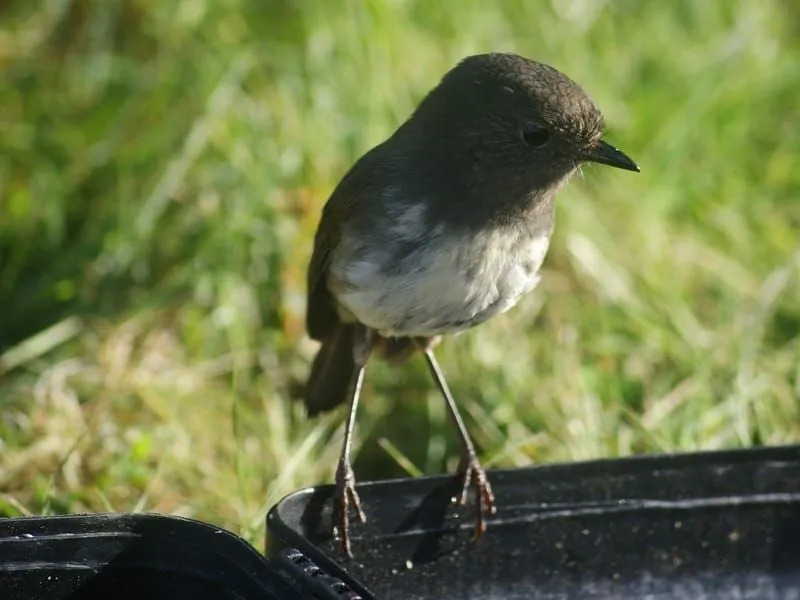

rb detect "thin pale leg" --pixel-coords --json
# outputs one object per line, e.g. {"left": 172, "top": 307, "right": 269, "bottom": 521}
{"left": 334, "top": 325, "right": 373, "bottom": 557}
{"left": 422, "top": 348, "right": 496, "bottom": 537}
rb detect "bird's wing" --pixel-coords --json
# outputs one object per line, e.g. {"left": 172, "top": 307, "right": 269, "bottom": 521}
{"left": 306, "top": 196, "right": 347, "bottom": 340}
{"left": 306, "top": 146, "right": 388, "bottom": 340}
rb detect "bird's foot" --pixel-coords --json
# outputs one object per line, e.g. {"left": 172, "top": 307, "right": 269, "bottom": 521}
{"left": 455, "top": 450, "right": 496, "bottom": 538}
{"left": 334, "top": 459, "right": 366, "bottom": 557}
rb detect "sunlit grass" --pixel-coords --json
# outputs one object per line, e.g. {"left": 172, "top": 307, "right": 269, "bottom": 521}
{"left": 1, "top": 1, "right": 798, "bottom": 546}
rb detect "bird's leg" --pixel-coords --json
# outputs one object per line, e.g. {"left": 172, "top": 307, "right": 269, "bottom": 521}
{"left": 422, "top": 348, "right": 496, "bottom": 537}
{"left": 334, "top": 325, "right": 373, "bottom": 557}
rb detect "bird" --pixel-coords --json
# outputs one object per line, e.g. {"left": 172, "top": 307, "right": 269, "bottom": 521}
{"left": 303, "top": 52, "right": 639, "bottom": 556}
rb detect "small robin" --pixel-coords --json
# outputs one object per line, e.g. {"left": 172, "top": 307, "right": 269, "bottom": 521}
{"left": 303, "top": 53, "right": 638, "bottom": 556}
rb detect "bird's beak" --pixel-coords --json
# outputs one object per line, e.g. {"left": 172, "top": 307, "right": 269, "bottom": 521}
{"left": 587, "top": 140, "right": 639, "bottom": 172}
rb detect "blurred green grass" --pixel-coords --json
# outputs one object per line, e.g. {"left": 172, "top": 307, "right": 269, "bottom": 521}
{"left": 1, "top": 1, "right": 798, "bottom": 545}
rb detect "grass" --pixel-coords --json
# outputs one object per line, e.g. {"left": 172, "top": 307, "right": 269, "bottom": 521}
{"left": 1, "top": 1, "right": 799, "bottom": 547}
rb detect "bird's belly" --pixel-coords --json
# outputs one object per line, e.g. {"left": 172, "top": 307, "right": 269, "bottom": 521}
{"left": 329, "top": 227, "right": 550, "bottom": 337}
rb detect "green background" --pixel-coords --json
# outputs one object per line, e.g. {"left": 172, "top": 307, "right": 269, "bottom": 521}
{"left": 1, "top": 1, "right": 798, "bottom": 544}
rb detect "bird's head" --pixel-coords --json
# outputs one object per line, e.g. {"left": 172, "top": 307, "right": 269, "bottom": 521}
{"left": 403, "top": 53, "right": 638, "bottom": 221}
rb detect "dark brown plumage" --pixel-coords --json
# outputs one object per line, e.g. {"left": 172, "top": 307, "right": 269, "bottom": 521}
{"left": 303, "top": 53, "right": 638, "bottom": 556}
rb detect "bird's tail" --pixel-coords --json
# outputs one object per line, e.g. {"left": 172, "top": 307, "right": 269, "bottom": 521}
{"left": 303, "top": 323, "right": 355, "bottom": 416}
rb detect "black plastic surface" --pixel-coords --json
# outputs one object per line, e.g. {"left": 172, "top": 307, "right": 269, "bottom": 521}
{"left": 267, "top": 445, "right": 800, "bottom": 599}
{"left": 0, "top": 513, "right": 303, "bottom": 599}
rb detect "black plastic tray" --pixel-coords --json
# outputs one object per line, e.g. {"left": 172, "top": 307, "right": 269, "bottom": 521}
{"left": 267, "top": 445, "right": 800, "bottom": 599}
{"left": 2, "top": 446, "right": 798, "bottom": 599}
{"left": 0, "top": 512, "right": 363, "bottom": 599}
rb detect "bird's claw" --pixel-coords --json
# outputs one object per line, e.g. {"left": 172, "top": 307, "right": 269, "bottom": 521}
{"left": 456, "top": 452, "right": 496, "bottom": 538}
{"left": 334, "top": 460, "right": 366, "bottom": 557}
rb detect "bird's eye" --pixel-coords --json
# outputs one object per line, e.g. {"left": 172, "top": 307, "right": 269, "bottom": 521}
{"left": 522, "top": 123, "right": 550, "bottom": 147}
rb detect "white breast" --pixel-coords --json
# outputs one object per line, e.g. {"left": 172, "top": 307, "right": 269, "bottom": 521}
{"left": 329, "top": 204, "right": 551, "bottom": 337}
